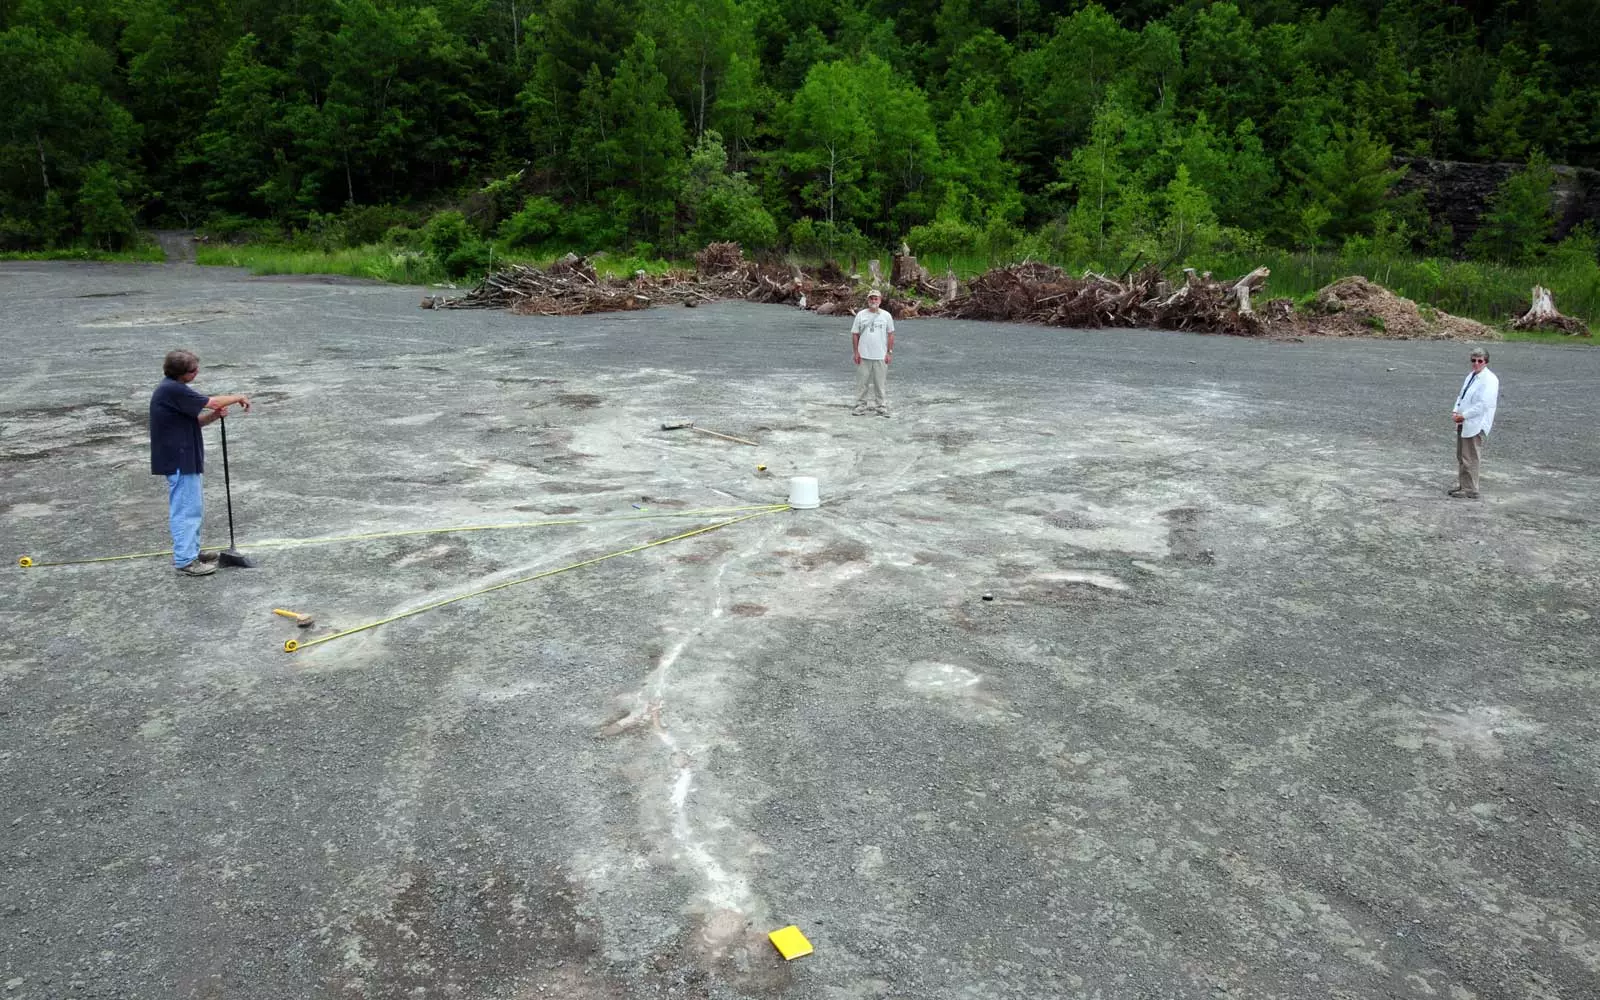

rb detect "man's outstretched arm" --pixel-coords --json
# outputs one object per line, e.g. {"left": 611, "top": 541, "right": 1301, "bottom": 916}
{"left": 198, "top": 393, "right": 251, "bottom": 425}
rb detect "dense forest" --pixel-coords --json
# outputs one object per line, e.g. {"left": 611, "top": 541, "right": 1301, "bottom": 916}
{"left": 2, "top": 0, "right": 1596, "bottom": 270}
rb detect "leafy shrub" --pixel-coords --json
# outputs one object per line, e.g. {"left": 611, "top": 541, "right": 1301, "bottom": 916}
{"left": 978, "top": 218, "right": 1023, "bottom": 262}
{"left": 443, "top": 241, "right": 494, "bottom": 278}
{"left": 422, "top": 210, "right": 493, "bottom": 278}
{"left": 551, "top": 204, "right": 627, "bottom": 254}
{"left": 788, "top": 218, "right": 873, "bottom": 260}
{"left": 421, "top": 210, "right": 474, "bottom": 258}
{"left": 77, "top": 162, "right": 138, "bottom": 250}
{"left": 907, "top": 215, "right": 981, "bottom": 257}
{"left": 202, "top": 213, "right": 281, "bottom": 243}
{"left": 498, "top": 196, "right": 562, "bottom": 249}
{"left": 384, "top": 224, "right": 422, "bottom": 249}
{"left": 342, "top": 204, "right": 413, "bottom": 246}
{"left": 292, "top": 211, "right": 346, "bottom": 252}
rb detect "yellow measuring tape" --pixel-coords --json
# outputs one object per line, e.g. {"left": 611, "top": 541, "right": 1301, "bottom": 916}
{"left": 284, "top": 507, "right": 786, "bottom": 653}
{"left": 15, "top": 504, "right": 789, "bottom": 569}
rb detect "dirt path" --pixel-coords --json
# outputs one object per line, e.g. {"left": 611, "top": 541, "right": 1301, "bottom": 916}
{"left": 149, "top": 229, "right": 197, "bottom": 264}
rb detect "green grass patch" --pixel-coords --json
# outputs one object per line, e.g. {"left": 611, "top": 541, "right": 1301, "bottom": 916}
{"left": 590, "top": 253, "right": 684, "bottom": 278}
{"left": 194, "top": 242, "right": 692, "bottom": 286}
{"left": 1501, "top": 327, "right": 1596, "bottom": 344}
{"left": 0, "top": 245, "right": 166, "bottom": 263}
{"left": 197, "top": 243, "right": 446, "bottom": 285}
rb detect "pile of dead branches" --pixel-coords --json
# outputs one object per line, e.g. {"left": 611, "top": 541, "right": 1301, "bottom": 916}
{"left": 930, "top": 263, "right": 1273, "bottom": 335}
{"left": 437, "top": 253, "right": 637, "bottom": 315}
{"left": 438, "top": 244, "right": 836, "bottom": 315}
{"left": 694, "top": 241, "right": 745, "bottom": 276}
{"left": 438, "top": 243, "right": 1285, "bottom": 336}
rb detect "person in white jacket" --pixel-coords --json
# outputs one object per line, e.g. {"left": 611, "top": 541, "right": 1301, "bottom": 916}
{"left": 1450, "top": 348, "right": 1499, "bottom": 499}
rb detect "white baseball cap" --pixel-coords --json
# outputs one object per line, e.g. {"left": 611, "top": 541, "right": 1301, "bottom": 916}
{"left": 867, "top": 289, "right": 882, "bottom": 298}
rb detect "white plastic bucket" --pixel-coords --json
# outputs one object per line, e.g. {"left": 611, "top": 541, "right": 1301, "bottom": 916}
{"left": 788, "top": 476, "right": 820, "bottom": 509}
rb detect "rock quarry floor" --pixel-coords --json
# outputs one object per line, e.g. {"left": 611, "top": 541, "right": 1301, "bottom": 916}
{"left": 2, "top": 259, "right": 1598, "bottom": 1000}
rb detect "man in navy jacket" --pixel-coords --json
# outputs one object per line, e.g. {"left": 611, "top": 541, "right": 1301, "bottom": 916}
{"left": 149, "top": 350, "right": 252, "bottom": 576}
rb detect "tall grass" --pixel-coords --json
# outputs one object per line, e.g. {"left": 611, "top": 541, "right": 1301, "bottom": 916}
{"left": 195, "top": 242, "right": 691, "bottom": 285}
{"left": 0, "top": 245, "right": 166, "bottom": 263}
{"left": 196, "top": 244, "right": 446, "bottom": 284}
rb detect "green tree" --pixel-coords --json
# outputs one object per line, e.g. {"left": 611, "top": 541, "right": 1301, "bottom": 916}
{"left": 76, "top": 160, "right": 137, "bottom": 249}
{"left": 710, "top": 50, "right": 766, "bottom": 169}
{"left": 681, "top": 130, "right": 777, "bottom": 248}
{"left": 120, "top": 0, "right": 241, "bottom": 222}
{"left": 785, "top": 59, "right": 870, "bottom": 227}
{"left": 192, "top": 34, "right": 290, "bottom": 216}
{"left": 1051, "top": 95, "right": 1159, "bottom": 263}
{"left": 1466, "top": 154, "right": 1556, "bottom": 264}
{"left": 1017, "top": 4, "right": 1135, "bottom": 170}
{"left": 1284, "top": 122, "right": 1405, "bottom": 245}
{"left": 1158, "top": 164, "right": 1218, "bottom": 263}
{"left": 937, "top": 92, "right": 1022, "bottom": 227}
{"left": 0, "top": 25, "right": 140, "bottom": 246}
{"left": 852, "top": 55, "right": 941, "bottom": 236}
{"left": 603, "top": 33, "right": 687, "bottom": 242}
{"left": 651, "top": 0, "right": 753, "bottom": 137}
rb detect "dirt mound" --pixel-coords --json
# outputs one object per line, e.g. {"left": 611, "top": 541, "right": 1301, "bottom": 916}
{"left": 1307, "top": 276, "right": 1497, "bottom": 341}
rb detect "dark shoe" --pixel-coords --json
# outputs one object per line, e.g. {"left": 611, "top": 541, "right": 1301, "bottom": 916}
{"left": 851, "top": 404, "right": 869, "bottom": 416}
{"left": 1447, "top": 488, "right": 1479, "bottom": 500}
{"left": 196, "top": 551, "right": 220, "bottom": 564}
{"left": 875, "top": 407, "right": 890, "bottom": 418}
{"left": 176, "top": 559, "right": 217, "bottom": 576}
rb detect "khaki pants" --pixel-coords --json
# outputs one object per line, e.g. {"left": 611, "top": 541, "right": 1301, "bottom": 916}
{"left": 855, "top": 359, "right": 888, "bottom": 408}
{"left": 1457, "top": 428, "right": 1485, "bottom": 493}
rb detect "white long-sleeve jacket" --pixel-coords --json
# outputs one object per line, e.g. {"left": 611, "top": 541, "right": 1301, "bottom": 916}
{"left": 1454, "top": 367, "right": 1499, "bottom": 438}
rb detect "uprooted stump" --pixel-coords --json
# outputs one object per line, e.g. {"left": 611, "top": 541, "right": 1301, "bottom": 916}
{"left": 1512, "top": 285, "right": 1590, "bottom": 336}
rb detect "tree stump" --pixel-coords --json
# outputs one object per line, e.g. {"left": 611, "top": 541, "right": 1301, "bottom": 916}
{"left": 1512, "top": 285, "right": 1590, "bottom": 336}
{"left": 891, "top": 253, "right": 923, "bottom": 288}
{"left": 941, "top": 268, "right": 959, "bottom": 304}
{"left": 1230, "top": 266, "right": 1270, "bottom": 315}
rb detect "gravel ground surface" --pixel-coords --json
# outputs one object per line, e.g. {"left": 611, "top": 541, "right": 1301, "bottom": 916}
{"left": 2, "top": 259, "right": 1598, "bottom": 1000}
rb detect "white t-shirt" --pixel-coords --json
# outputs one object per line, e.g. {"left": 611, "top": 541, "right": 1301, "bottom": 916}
{"left": 851, "top": 307, "right": 895, "bottom": 360}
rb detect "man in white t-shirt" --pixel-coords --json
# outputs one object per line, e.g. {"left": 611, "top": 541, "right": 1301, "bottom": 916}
{"left": 1449, "top": 347, "right": 1500, "bottom": 499}
{"left": 850, "top": 289, "right": 895, "bottom": 416}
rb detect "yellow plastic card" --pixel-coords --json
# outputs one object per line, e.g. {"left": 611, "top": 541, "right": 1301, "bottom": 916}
{"left": 767, "top": 925, "right": 813, "bottom": 960}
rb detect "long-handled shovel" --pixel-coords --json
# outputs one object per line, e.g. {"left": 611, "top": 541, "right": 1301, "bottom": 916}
{"left": 216, "top": 416, "right": 255, "bottom": 568}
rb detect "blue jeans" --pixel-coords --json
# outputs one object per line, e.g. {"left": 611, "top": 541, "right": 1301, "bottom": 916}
{"left": 166, "top": 472, "right": 204, "bottom": 567}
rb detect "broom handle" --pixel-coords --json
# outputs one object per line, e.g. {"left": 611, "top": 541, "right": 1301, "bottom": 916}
{"left": 692, "top": 426, "right": 759, "bottom": 446}
{"left": 220, "top": 415, "right": 238, "bottom": 549}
